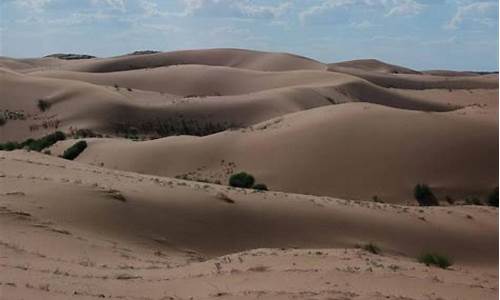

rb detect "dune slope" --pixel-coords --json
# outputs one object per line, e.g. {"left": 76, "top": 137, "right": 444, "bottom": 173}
{"left": 51, "top": 103, "right": 498, "bottom": 203}
{"left": 0, "top": 150, "right": 497, "bottom": 299}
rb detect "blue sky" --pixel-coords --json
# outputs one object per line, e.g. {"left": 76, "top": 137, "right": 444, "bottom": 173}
{"left": 0, "top": 0, "right": 498, "bottom": 70}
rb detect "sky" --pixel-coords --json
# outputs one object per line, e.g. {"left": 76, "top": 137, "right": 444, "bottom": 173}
{"left": 0, "top": 0, "right": 498, "bottom": 71}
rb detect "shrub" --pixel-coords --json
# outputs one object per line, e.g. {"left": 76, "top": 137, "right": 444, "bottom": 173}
{"left": 229, "top": 172, "right": 255, "bottom": 188}
{"left": 37, "top": 99, "right": 51, "bottom": 112}
{"left": 0, "top": 117, "right": 6, "bottom": 126}
{"left": 253, "top": 183, "right": 268, "bottom": 191}
{"left": 488, "top": 187, "right": 499, "bottom": 207}
{"left": 2, "top": 142, "right": 19, "bottom": 151}
{"left": 418, "top": 253, "right": 452, "bottom": 269}
{"left": 362, "top": 242, "right": 381, "bottom": 255}
{"left": 372, "top": 195, "right": 384, "bottom": 203}
{"left": 414, "top": 184, "right": 439, "bottom": 206}
{"left": 21, "top": 131, "right": 65, "bottom": 152}
{"left": 62, "top": 140, "right": 87, "bottom": 160}
{"left": 465, "top": 196, "right": 482, "bottom": 206}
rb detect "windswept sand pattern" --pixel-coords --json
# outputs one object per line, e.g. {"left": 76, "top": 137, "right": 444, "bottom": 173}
{"left": 0, "top": 48, "right": 498, "bottom": 299}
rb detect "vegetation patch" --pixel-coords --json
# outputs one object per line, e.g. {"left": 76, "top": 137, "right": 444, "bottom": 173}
{"left": 488, "top": 187, "right": 498, "bottom": 207}
{"left": 62, "top": 140, "right": 88, "bottom": 160}
{"left": 0, "top": 131, "right": 65, "bottom": 152}
{"left": 229, "top": 172, "right": 255, "bottom": 188}
{"left": 418, "top": 253, "right": 452, "bottom": 269}
{"left": 464, "top": 196, "right": 482, "bottom": 206}
{"left": 361, "top": 242, "right": 381, "bottom": 255}
{"left": 37, "top": 99, "right": 51, "bottom": 112}
{"left": 414, "top": 184, "right": 439, "bottom": 206}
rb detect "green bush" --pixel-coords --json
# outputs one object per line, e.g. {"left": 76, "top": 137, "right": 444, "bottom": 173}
{"left": 0, "top": 131, "right": 65, "bottom": 152}
{"left": 488, "top": 187, "right": 499, "bottom": 207}
{"left": 362, "top": 242, "right": 381, "bottom": 255}
{"left": 253, "top": 183, "right": 268, "bottom": 191}
{"left": 418, "top": 253, "right": 452, "bottom": 269}
{"left": 465, "top": 196, "right": 482, "bottom": 206}
{"left": 229, "top": 172, "right": 255, "bottom": 188}
{"left": 414, "top": 184, "right": 439, "bottom": 206}
{"left": 37, "top": 99, "right": 51, "bottom": 112}
{"left": 62, "top": 140, "right": 87, "bottom": 160}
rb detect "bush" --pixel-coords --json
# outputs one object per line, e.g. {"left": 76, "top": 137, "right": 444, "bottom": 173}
{"left": 414, "top": 184, "right": 439, "bottom": 206}
{"left": 253, "top": 183, "right": 268, "bottom": 191}
{"left": 362, "top": 242, "right": 381, "bottom": 255}
{"left": 21, "top": 131, "right": 66, "bottom": 152}
{"left": 229, "top": 172, "right": 255, "bottom": 188}
{"left": 62, "top": 140, "right": 87, "bottom": 160}
{"left": 488, "top": 187, "right": 498, "bottom": 207}
{"left": 418, "top": 253, "right": 452, "bottom": 269}
{"left": 0, "top": 117, "right": 6, "bottom": 126}
{"left": 37, "top": 99, "right": 51, "bottom": 112}
{"left": 465, "top": 196, "right": 482, "bottom": 206}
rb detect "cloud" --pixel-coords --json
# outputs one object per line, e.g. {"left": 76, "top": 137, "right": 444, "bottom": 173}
{"left": 180, "top": 0, "right": 292, "bottom": 19}
{"left": 90, "top": 0, "right": 126, "bottom": 12}
{"left": 15, "top": 0, "right": 55, "bottom": 12}
{"left": 446, "top": 1, "right": 498, "bottom": 29}
{"left": 299, "top": 0, "right": 426, "bottom": 23}
{"left": 385, "top": 0, "right": 425, "bottom": 17}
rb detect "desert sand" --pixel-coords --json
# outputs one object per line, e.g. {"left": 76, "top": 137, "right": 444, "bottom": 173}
{"left": 0, "top": 48, "right": 498, "bottom": 299}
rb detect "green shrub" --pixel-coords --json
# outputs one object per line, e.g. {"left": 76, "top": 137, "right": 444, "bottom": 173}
{"left": 20, "top": 131, "right": 66, "bottom": 152}
{"left": 3, "top": 142, "right": 19, "bottom": 151}
{"left": 62, "top": 140, "right": 87, "bottom": 160}
{"left": 229, "top": 172, "right": 255, "bottom": 188}
{"left": 465, "top": 196, "right": 482, "bottom": 206}
{"left": 414, "top": 184, "right": 439, "bottom": 206}
{"left": 418, "top": 253, "right": 452, "bottom": 269}
{"left": 253, "top": 183, "right": 268, "bottom": 191}
{"left": 362, "top": 242, "right": 381, "bottom": 255}
{"left": 488, "top": 187, "right": 499, "bottom": 207}
{"left": 37, "top": 99, "right": 51, "bottom": 112}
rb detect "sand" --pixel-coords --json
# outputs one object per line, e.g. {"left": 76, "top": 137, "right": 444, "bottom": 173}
{"left": 0, "top": 48, "right": 498, "bottom": 299}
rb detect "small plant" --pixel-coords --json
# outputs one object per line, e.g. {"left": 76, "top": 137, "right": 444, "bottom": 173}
{"left": 229, "top": 172, "right": 255, "bottom": 188}
{"left": 445, "top": 196, "right": 454, "bottom": 205}
{"left": 418, "top": 253, "right": 452, "bottom": 269}
{"left": 372, "top": 195, "right": 384, "bottom": 203}
{"left": 62, "top": 140, "right": 87, "bottom": 160}
{"left": 488, "top": 187, "right": 499, "bottom": 207}
{"left": 414, "top": 184, "right": 439, "bottom": 206}
{"left": 362, "top": 242, "right": 381, "bottom": 255}
{"left": 37, "top": 99, "right": 51, "bottom": 112}
{"left": 252, "top": 183, "right": 268, "bottom": 191}
{"left": 464, "top": 196, "right": 482, "bottom": 206}
{"left": 0, "top": 116, "right": 6, "bottom": 126}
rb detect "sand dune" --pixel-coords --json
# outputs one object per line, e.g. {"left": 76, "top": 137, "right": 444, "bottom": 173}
{"left": 50, "top": 103, "right": 498, "bottom": 203}
{"left": 2, "top": 65, "right": 459, "bottom": 142}
{"left": 329, "top": 59, "right": 421, "bottom": 75}
{"left": 0, "top": 151, "right": 497, "bottom": 299}
{"left": 1, "top": 49, "right": 498, "bottom": 299}
{"left": 327, "top": 65, "right": 498, "bottom": 90}
{"left": 45, "top": 48, "right": 326, "bottom": 73}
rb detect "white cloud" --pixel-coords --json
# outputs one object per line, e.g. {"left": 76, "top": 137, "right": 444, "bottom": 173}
{"left": 180, "top": 0, "right": 292, "bottom": 19}
{"left": 90, "top": 0, "right": 126, "bottom": 12}
{"left": 299, "top": 0, "right": 426, "bottom": 23}
{"left": 385, "top": 0, "right": 425, "bottom": 17}
{"left": 446, "top": 1, "right": 498, "bottom": 29}
{"left": 15, "top": 0, "right": 54, "bottom": 12}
